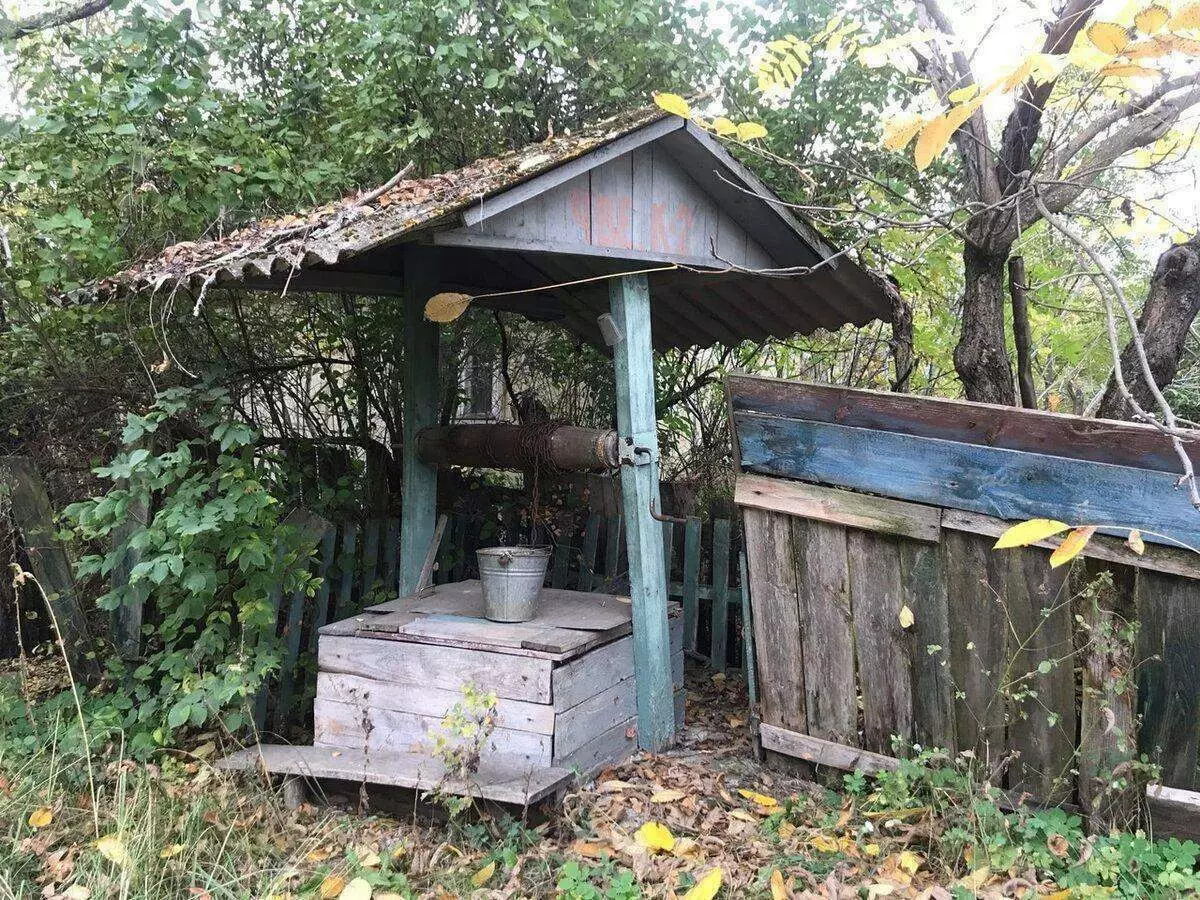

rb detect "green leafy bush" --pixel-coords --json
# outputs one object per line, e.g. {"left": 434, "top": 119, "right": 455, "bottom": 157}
{"left": 60, "top": 386, "right": 317, "bottom": 757}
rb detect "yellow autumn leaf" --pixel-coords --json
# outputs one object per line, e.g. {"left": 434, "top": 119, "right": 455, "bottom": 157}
{"left": 1165, "top": 34, "right": 1200, "bottom": 55}
{"left": 1135, "top": 4, "right": 1169, "bottom": 33}
{"left": 96, "top": 835, "right": 131, "bottom": 867}
{"left": 654, "top": 92, "right": 692, "bottom": 119}
{"left": 778, "top": 820, "right": 797, "bottom": 840}
{"left": 635, "top": 821, "right": 676, "bottom": 853}
{"left": 424, "top": 292, "right": 472, "bottom": 323}
{"left": 809, "top": 834, "right": 840, "bottom": 853}
{"left": 729, "top": 808, "right": 759, "bottom": 822}
{"left": 471, "top": 861, "right": 496, "bottom": 887}
{"left": 913, "top": 114, "right": 956, "bottom": 171}
{"left": 1169, "top": 3, "right": 1200, "bottom": 30}
{"left": 898, "top": 605, "right": 914, "bottom": 629}
{"left": 319, "top": 876, "right": 346, "bottom": 900}
{"left": 27, "top": 807, "right": 53, "bottom": 828}
{"left": 957, "top": 867, "right": 992, "bottom": 890}
{"left": 650, "top": 788, "right": 686, "bottom": 803}
{"left": 1125, "top": 37, "right": 1172, "bottom": 58}
{"left": 339, "top": 878, "right": 373, "bottom": 900}
{"left": 1050, "top": 526, "right": 1096, "bottom": 568}
{"left": 994, "top": 518, "right": 1071, "bottom": 549}
{"left": 863, "top": 843, "right": 882, "bottom": 857}
{"left": 770, "top": 868, "right": 789, "bottom": 900}
{"left": 897, "top": 850, "right": 923, "bottom": 875}
{"left": 684, "top": 868, "right": 723, "bottom": 900}
{"left": 882, "top": 112, "right": 925, "bottom": 151}
{"left": 1088, "top": 22, "right": 1131, "bottom": 55}
{"left": 712, "top": 117, "right": 738, "bottom": 136}
{"left": 948, "top": 84, "right": 979, "bottom": 102}
{"left": 738, "top": 788, "right": 778, "bottom": 807}
{"left": 159, "top": 844, "right": 184, "bottom": 859}
{"left": 736, "top": 121, "right": 769, "bottom": 141}
{"left": 1127, "top": 529, "right": 1146, "bottom": 555}
{"left": 1100, "top": 62, "right": 1161, "bottom": 77}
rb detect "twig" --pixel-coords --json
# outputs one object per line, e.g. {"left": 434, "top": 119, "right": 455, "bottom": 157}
{"left": 1033, "top": 190, "right": 1200, "bottom": 510}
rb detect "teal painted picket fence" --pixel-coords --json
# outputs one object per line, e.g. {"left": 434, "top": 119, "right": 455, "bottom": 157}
{"left": 257, "top": 509, "right": 745, "bottom": 735}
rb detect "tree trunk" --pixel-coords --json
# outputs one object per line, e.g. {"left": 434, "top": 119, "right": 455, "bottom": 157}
{"left": 1008, "top": 255, "right": 1038, "bottom": 409}
{"left": 1097, "top": 236, "right": 1200, "bottom": 421}
{"left": 955, "top": 244, "right": 1017, "bottom": 405}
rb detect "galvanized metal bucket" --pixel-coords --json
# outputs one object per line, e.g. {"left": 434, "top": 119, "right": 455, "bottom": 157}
{"left": 477, "top": 546, "right": 551, "bottom": 622}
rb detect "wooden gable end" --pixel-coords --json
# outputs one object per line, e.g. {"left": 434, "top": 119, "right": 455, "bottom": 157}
{"left": 434, "top": 142, "right": 775, "bottom": 270}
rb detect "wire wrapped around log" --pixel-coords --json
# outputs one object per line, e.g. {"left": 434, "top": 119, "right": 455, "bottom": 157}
{"left": 415, "top": 423, "right": 619, "bottom": 472}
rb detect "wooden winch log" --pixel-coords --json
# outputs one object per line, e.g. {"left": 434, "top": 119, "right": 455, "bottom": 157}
{"left": 416, "top": 423, "right": 619, "bottom": 472}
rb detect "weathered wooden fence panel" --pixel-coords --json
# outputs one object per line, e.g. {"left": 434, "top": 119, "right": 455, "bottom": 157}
{"left": 730, "top": 374, "right": 1200, "bottom": 830}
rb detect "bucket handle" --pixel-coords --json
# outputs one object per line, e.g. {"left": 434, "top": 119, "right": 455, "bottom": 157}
{"left": 498, "top": 551, "right": 513, "bottom": 567}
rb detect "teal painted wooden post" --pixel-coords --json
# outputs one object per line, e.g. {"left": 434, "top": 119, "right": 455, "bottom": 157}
{"left": 399, "top": 246, "right": 440, "bottom": 597}
{"left": 609, "top": 273, "right": 675, "bottom": 750}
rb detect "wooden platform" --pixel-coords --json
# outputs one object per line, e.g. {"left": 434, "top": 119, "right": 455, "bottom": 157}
{"left": 216, "top": 744, "right": 573, "bottom": 807}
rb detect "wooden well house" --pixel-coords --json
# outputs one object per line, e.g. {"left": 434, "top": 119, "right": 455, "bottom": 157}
{"left": 101, "top": 107, "right": 893, "bottom": 807}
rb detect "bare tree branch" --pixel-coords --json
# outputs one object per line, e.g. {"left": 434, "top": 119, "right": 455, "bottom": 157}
{"left": 0, "top": 0, "right": 112, "bottom": 41}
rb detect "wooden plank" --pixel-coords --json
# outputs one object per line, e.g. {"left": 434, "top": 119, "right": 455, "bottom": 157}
{"left": 215, "top": 744, "right": 572, "bottom": 807}
{"left": 316, "top": 672, "right": 555, "bottom": 734}
{"left": 555, "top": 675, "right": 636, "bottom": 758}
{"left": 734, "top": 412, "right": 1200, "bottom": 551}
{"left": 942, "top": 508, "right": 1200, "bottom": 579}
{"left": 1137, "top": 569, "right": 1200, "bottom": 790}
{"left": 308, "top": 529, "right": 338, "bottom": 653}
{"left": 400, "top": 244, "right": 441, "bottom": 597}
{"left": 792, "top": 518, "right": 855, "bottom": 746}
{"left": 275, "top": 581, "right": 309, "bottom": 728}
{"left": 899, "top": 541, "right": 955, "bottom": 751}
{"left": 578, "top": 514, "right": 601, "bottom": 592}
{"left": 314, "top": 698, "right": 552, "bottom": 765}
{"left": 761, "top": 723, "right": 896, "bottom": 776}
{"left": 1147, "top": 784, "right": 1200, "bottom": 841}
{"left": 319, "top": 634, "right": 552, "bottom": 703}
{"left": 736, "top": 474, "right": 941, "bottom": 543}
{"left": 334, "top": 523, "right": 358, "bottom": 621}
{"left": 553, "top": 634, "right": 635, "bottom": 710}
{"left": 709, "top": 518, "right": 731, "bottom": 671}
{"left": 555, "top": 716, "right": 638, "bottom": 775}
{"left": 416, "top": 513, "right": 448, "bottom": 593}
{"left": 742, "top": 508, "right": 806, "bottom": 733}
{"left": 610, "top": 273, "right": 673, "bottom": 751}
{"left": 727, "top": 373, "right": 1200, "bottom": 474}
{"left": 943, "top": 531, "right": 1008, "bottom": 761}
{"left": 361, "top": 518, "right": 382, "bottom": 601}
{"left": 382, "top": 518, "right": 400, "bottom": 596}
{"left": 661, "top": 520, "right": 675, "bottom": 586}
{"left": 604, "top": 515, "right": 622, "bottom": 587}
{"left": 360, "top": 611, "right": 603, "bottom": 655}
{"left": 0, "top": 458, "right": 99, "bottom": 682}
{"left": 681, "top": 516, "right": 701, "bottom": 652}
{"left": 847, "top": 530, "right": 913, "bottom": 754}
{"left": 1005, "top": 548, "right": 1075, "bottom": 802}
{"left": 740, "top": 551, "right": 759, "bottom": 706}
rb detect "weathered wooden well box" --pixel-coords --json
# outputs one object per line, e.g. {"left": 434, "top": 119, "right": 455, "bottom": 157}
{"left": 314, "top": 580, "right": 684, "bottom": 773}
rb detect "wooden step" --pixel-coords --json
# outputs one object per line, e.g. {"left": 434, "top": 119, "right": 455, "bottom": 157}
{"left": 216, "top": 744, "right": 574, "bottom": 807}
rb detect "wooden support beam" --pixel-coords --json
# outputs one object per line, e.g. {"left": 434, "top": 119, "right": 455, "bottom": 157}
{"left": 399, "top": 246, "right": 441, "bottom": 598}
{"left": 609, "top": 273, "right": 675, "bottom": 751}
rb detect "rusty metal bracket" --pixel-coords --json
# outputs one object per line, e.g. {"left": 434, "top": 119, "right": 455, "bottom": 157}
{"left": 649, "top": 500, "right": 686, "bottom": 525}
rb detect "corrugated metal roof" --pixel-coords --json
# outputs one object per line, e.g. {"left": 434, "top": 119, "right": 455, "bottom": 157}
{"left": 94, "top": 105, "right": 897, "bottom": 349}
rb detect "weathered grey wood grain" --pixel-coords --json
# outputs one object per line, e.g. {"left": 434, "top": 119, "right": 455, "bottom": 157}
{"left": 314, "top": 698, "right": 552, "bottom": 765}
{"left": 0, "top": 458, "right": 99, "bottom": 682}
{"left": 944, "top": 530, "right": 1008, "bottom": 761}
{"left": 760, "top": 724, "right": 897, "bottom": 775}
{"left": 318, "top": 634, "right": 552, "bottom": 703}
{"left": 737, "top": 474, "right": 940, "bottom": 543}
{"left": 900, "top": 540, "right": 956, "bottom": 751}
{"left": 847, "top": 530, "right": 913, "bottom": 754}
{"left": 1137, "top": 569, "right": 1200, "bottom": 790}
{"left": 554, "top": 675, "right": 636, "bottom": 758}
{"left": 555, "top": 716, "right": 637, "bottom": 775}
{"left": 550, "top": 629, "right": 682, "bottom": 712}
{"left": 791, "top": 518, "right": 855, "bottom": 746}
{"left": 216, "top": 744, "right": 572, "bottom": 807}
{"left": 1004, "top": 548, "right": 1075, "bottom": 802}
{"left": 316, "top": 672, "right": 556, "bottom": 734}
{"left": 742, "top": 508, "right": 806, "bottom": 733}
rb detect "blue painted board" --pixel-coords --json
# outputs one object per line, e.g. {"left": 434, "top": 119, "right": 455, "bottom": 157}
{"left": 734, "top": 412, "right": 1200, "bottom": 551}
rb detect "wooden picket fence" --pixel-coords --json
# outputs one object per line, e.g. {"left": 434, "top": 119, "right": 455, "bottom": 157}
{"left": 258, "top": 507, "right": 746, "bottom": 735}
